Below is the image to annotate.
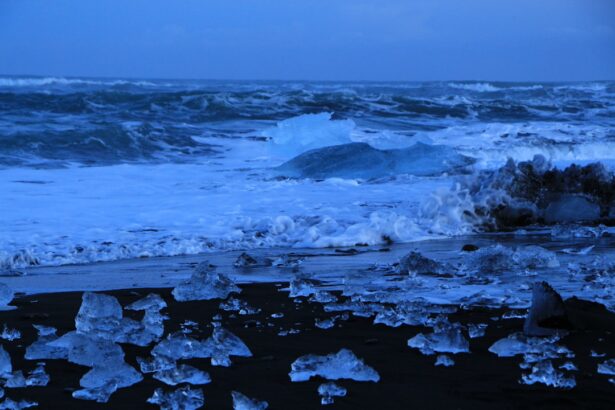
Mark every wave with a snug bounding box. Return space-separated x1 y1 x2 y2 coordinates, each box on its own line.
0 76 160 88
448 82 501 92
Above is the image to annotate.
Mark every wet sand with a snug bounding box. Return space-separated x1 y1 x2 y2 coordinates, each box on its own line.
1 283 614 409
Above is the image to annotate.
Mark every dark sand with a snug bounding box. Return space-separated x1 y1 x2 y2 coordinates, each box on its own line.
1 284 614 409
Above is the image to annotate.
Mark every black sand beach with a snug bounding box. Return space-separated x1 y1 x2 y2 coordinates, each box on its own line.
1 283 614 409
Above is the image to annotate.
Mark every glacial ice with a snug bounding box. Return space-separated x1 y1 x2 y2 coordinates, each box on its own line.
264 112 355 158
467 323 487 338
0 285 14 309
488 333 573 363
153 364 211 386
25 326 67 360
0 327 19 342
523 282 567 336
48 332 124 367
435 355 455 367
147 386 204 410
289 349 380 382
234 252 258 268
397 251 450 276
172 262 240 302
125 293 167 312
5 364 49 388
407 326 469 355
203 327 252 367
0 398 37 409
231 391 269 410
597 359 615 376
276 142 475 179
520 360 576 389
461 245 559 275
220 297 261 315
0 345 12 375
75 292 123 340
318 382 347 405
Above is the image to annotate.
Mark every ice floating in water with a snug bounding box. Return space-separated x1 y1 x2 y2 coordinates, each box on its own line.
520 360 576 389
264 112 355 158
407 326 469 355
289 349 379 382
147 386 204 410
435 355 455 367
153 364 211 386
276 142 475 179
597 359 615 376
231 391 269 410
172 262 240 302
318 382 347 405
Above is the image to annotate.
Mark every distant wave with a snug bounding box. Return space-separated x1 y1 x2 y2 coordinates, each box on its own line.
0 76 159 88
448 82 501 92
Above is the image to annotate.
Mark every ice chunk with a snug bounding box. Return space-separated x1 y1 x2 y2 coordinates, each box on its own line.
25 364 49 387
125 293 167 312
0 346 12 376
203 327 252 367
76 360 143 402
318 382 347 405
289 278 320 298
75 292 123 339
4 371 25 388
172 262 240 302
264 112 355 158
0 284 14 308
0 326 19 342
597 359 615 375
0 398 37 409
397 251 450 276
467 323 487 338
435 355 455 367
289 349 379 382
152 333 209 361
48 332 123 367
524 282 568 336
153 364 211 386
462 245 559 275
231 391 269 410
137 355 176 374
520 360 576 389
276 142 475 179
488 333 572 363
25 325 67 360
407 326 469 355
219 297 260 315
147 386 204 410
234 252 258 268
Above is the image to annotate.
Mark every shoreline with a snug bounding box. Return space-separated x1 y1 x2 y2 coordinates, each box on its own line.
1 283 614 409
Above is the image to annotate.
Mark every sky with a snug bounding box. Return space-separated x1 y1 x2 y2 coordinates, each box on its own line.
0 0 614 81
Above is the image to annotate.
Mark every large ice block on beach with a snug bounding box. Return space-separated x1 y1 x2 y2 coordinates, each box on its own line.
289 349 379 382
75 292 123 339
231 391 269 410
152 333 209 361
147 386 204 410
25 325 67 360
48 332 124 367
78 360 142 400
407 326 469 355
172 262 240 302
276 142 475 179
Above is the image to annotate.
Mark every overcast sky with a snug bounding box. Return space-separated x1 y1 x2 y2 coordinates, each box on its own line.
1 0 613 81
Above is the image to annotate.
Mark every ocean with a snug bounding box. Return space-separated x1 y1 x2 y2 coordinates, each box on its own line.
1 76 614 271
